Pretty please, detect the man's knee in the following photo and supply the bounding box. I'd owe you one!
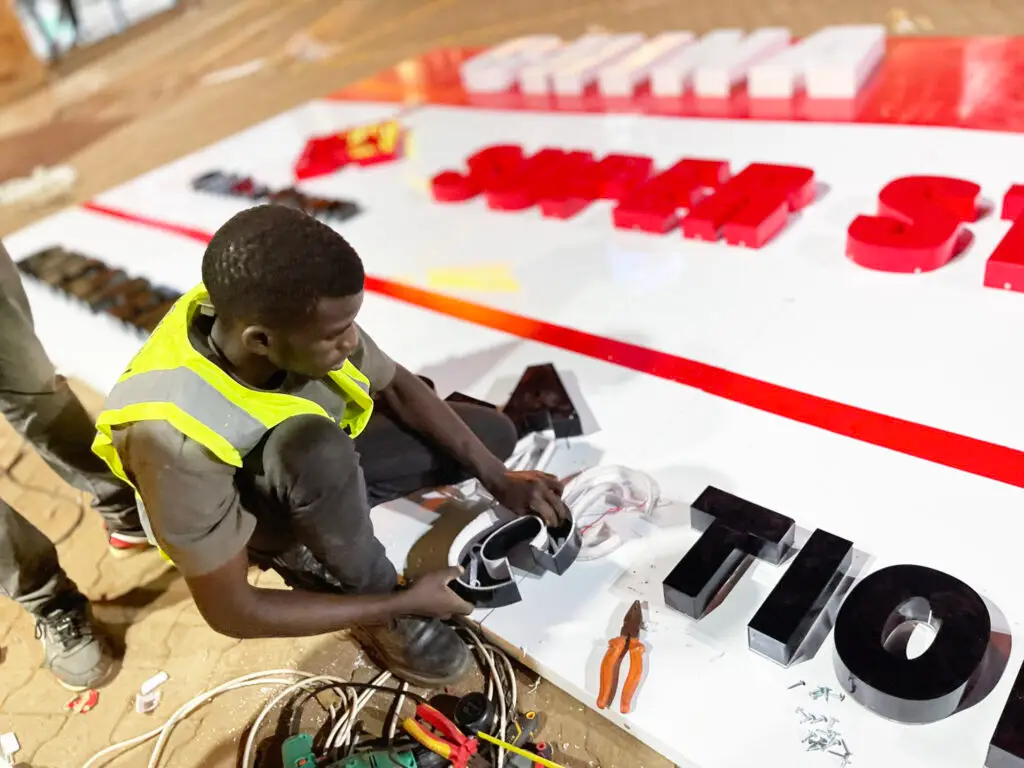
[262,414,358,486]
[457,405,518,462]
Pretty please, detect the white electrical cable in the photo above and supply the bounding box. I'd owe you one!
[81,637,519,768]
[80,669,403,768]
[562,465,660,559]
[82,670,306,768]
[459,622,510,768]
[386,681,409,744]
[324,673,391,753]
[241,671,392,766]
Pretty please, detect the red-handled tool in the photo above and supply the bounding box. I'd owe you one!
[403,703,482,767]
[596,600,645,714]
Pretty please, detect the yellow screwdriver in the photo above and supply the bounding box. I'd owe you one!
[475,731,568,768]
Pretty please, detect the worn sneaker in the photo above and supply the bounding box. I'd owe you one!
[350,617,471,688]
[34,595,113,691]
[106,527,152,558]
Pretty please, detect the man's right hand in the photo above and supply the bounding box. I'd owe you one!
[186,550,474,640]
[402,566,474,619]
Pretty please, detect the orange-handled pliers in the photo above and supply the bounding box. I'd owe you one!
[403,703,481,767]
[597,600,645,714]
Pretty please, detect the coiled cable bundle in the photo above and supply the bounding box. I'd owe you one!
[562,465,660,559]
[452,432,661,561]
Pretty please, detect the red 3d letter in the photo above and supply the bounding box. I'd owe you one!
[681,163,816,248]
[613,158,731,235]
[432,144,527,204]
[846,176,981,273]
[597,154,655,201]
[984,185,1024,292]
[528,149,600,219]
[469,144,536,211]
[432,170,480,202]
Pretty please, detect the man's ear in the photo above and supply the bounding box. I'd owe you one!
[240,325,273,356]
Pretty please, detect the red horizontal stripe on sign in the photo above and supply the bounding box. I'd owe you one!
[82,202,214,243]
[80,201,1024,490]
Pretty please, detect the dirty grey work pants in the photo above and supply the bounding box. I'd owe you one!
[0,240,140,615]
[243,403,519,595]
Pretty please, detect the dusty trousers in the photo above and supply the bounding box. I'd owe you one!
[0,241,141,614]
[242,402,518,594]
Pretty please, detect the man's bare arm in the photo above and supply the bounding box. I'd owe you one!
[185,550,470,639]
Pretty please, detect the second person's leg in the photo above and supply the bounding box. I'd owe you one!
[0,497,112,690]
[0,241,146,553]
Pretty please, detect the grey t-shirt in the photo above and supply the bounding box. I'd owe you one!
[111,310,396,577]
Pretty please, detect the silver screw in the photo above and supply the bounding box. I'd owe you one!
[788,680,806,689]
[829,740,852,756]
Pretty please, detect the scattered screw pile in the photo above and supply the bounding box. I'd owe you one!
[793,685,853,766]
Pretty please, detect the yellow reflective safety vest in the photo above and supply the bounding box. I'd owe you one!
[91,283,375,555]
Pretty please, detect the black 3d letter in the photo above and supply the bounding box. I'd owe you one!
[502,363,582,439]
[988,661,1024,767]
[833,564,990,723]
[748,529,853,667]
[663,487,795,619]
[449,515,581,609]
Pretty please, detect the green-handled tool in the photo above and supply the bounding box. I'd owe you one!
[337,751,418,768]
[281,734,418,768]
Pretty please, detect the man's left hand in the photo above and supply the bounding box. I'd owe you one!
[485,470,570,527]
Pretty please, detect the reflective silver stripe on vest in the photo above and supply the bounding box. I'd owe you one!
[106,368,270,455]
[135,494,159,547]
[351,376,369,395]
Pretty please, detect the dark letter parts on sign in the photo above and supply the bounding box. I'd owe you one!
[191,171,362,223]
[16,246,181,334]
[430,144,816,248]
[663,486,1024,766]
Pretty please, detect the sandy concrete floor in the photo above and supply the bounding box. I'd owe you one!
[0,1,1017,766]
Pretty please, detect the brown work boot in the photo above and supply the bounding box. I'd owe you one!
[350,617,471,688]
[253,547,472,687]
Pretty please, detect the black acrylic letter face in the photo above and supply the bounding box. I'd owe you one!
[988,660,1024,767]
[833,564,990,723]
[689,486,795,565]
[502,363,582,439]
[662,487,796,619]
[747,528,853,666]
[663,519,748,618]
